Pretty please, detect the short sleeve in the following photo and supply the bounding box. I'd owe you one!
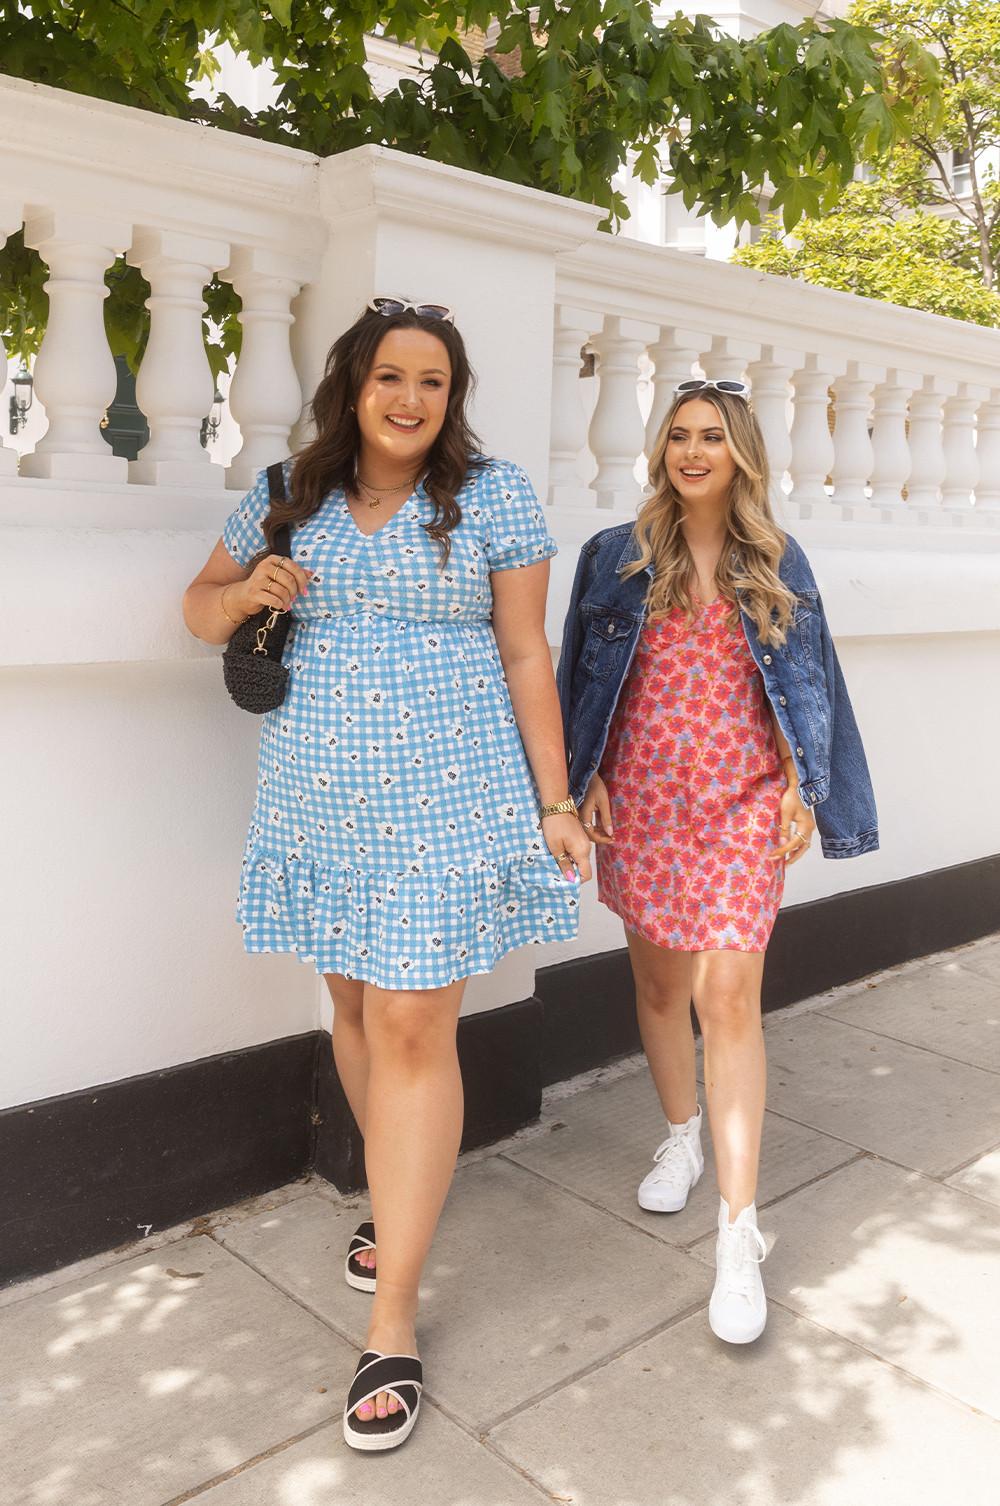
[222,469,270,568]
[482,461,557,572]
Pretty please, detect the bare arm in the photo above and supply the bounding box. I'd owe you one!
[182,538,311,646]
[491,561,591,881]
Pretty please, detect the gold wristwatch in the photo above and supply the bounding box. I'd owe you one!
[539,797,579,819]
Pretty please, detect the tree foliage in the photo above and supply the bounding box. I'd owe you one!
[733,182,1000,326]
[1,1,934,368]
[849,0,1000,288]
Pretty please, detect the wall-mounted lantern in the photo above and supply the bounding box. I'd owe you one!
[200,388,224,448]
[9,363,33,435]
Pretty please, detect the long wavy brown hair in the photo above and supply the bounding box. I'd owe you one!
[622,388,796,646]
[261,305,486,563]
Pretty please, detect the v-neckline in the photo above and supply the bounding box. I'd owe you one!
[340,485,422,541]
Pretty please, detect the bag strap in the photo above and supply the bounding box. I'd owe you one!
[265,461,291,557]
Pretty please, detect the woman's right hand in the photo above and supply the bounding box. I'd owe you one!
[580,771,614,845]
[229,554,313,619]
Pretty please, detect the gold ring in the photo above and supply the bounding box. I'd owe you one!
[556,850,573,862]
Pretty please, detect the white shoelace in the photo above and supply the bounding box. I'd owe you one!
[647,1130,700,1191]
[716,1220,767,1302]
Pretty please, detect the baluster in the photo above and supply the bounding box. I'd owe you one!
[644,327,702,467]
[0,203,22,474]
[942,382,985,519]
[868,369,916,517]
[225,247,310,491]
[588,316,648,509]
[746,345,800,519]
[127,228,229,487]
[907,379,950,516]
[974,389,1000,513]
[831,361,880,519]
[19,210,131,481]
[700,335,759,386]
[548,312,592,506]
[788,354,846,518]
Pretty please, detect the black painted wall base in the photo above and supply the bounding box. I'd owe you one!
[3,853,997,1286]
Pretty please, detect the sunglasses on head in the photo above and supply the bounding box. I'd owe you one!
[674,379,750,400]
[368,297,455,323]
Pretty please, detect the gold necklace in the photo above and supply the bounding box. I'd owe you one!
[355,474,417,510]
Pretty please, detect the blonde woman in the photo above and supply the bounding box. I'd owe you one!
[556,381,877,1343]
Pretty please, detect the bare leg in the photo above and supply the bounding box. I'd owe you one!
[354,978,466,1422]
[324,973,377,1278]
[625,929,697,1124]
[691,950,766,1218]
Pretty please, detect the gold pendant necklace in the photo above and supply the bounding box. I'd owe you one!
[355,473,419,511]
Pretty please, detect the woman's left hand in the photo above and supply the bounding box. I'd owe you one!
[541,813,592,884]
[768,771,816,866]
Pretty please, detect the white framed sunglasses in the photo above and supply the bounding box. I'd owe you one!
[674,378,750,400]
[368,297,455,323]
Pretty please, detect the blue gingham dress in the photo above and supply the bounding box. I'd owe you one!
[222,457,580,989]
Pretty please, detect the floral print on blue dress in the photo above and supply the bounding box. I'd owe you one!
[222,457,580,988]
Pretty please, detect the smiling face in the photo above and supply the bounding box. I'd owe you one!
[354,327,452,478]
[664,397,738,510]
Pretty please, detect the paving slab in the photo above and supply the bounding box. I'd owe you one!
[947,1144,1000,1208]
[491,1304,1000,1506]
[762,1012,1000,1175]
[0,1235,355,1506]
[507,1067,858,1245]
[821,959,1000,1073]
[954,938,1000,984]
[219,1163,709,1432]
[690,1156,1000,1420]
[189,1411,543,1505]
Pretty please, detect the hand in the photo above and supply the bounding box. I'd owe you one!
[230,554,313,618]
[579,772,614,846]
[768,767,816,866]
[541,812,592,884]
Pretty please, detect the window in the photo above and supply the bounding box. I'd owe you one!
[952,149,973,197]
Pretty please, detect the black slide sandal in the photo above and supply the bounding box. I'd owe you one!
[343,1350,423,1452]
[345,1220,377,1293]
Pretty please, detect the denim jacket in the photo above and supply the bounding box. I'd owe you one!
[555,525,878,859]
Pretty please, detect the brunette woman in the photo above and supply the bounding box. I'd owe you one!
[557,380,877,1344]
[184,298,588,1448]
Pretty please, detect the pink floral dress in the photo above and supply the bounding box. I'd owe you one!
[597,596,785,952]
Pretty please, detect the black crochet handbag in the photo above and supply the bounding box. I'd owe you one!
[222,462,294,714]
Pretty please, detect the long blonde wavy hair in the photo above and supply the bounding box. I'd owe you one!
[622,388,796,647]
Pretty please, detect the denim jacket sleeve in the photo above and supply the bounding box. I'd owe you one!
[555,542,595,727]
[813,599,880,859]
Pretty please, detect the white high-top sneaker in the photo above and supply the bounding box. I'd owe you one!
[709,1198,767,1344]
[637,1106,704,1213]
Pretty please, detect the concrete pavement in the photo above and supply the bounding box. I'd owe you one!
[3,934,999,1506]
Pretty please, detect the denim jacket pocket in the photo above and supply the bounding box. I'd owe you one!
[579,606,636,682]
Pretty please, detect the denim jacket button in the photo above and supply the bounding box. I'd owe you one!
[796,745,804,756]
[763,654,772,665]
[779,695,787,706]
[605,620,616,633]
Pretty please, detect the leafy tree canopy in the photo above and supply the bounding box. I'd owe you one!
[0,1,936,368]
[733,181,1000,326]
[849,0,1000,287]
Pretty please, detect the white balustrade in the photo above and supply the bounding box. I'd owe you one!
[869,370,916,513]
[746,345,800,517]
[548,313,592,505]
[644,326,702,464]
[831,362,880,516]
[588,316,648,509]
[788,354,845,518]
[225,247,310,491]
[907,379,951,514]
[128,228,230,487]
[975,390,1000,511]
[19,210,131,481]
[942,383,986,515]
[0,202,21,475]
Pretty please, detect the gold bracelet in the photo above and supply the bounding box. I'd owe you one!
[220,585,246,628]
[540,797,578,820]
